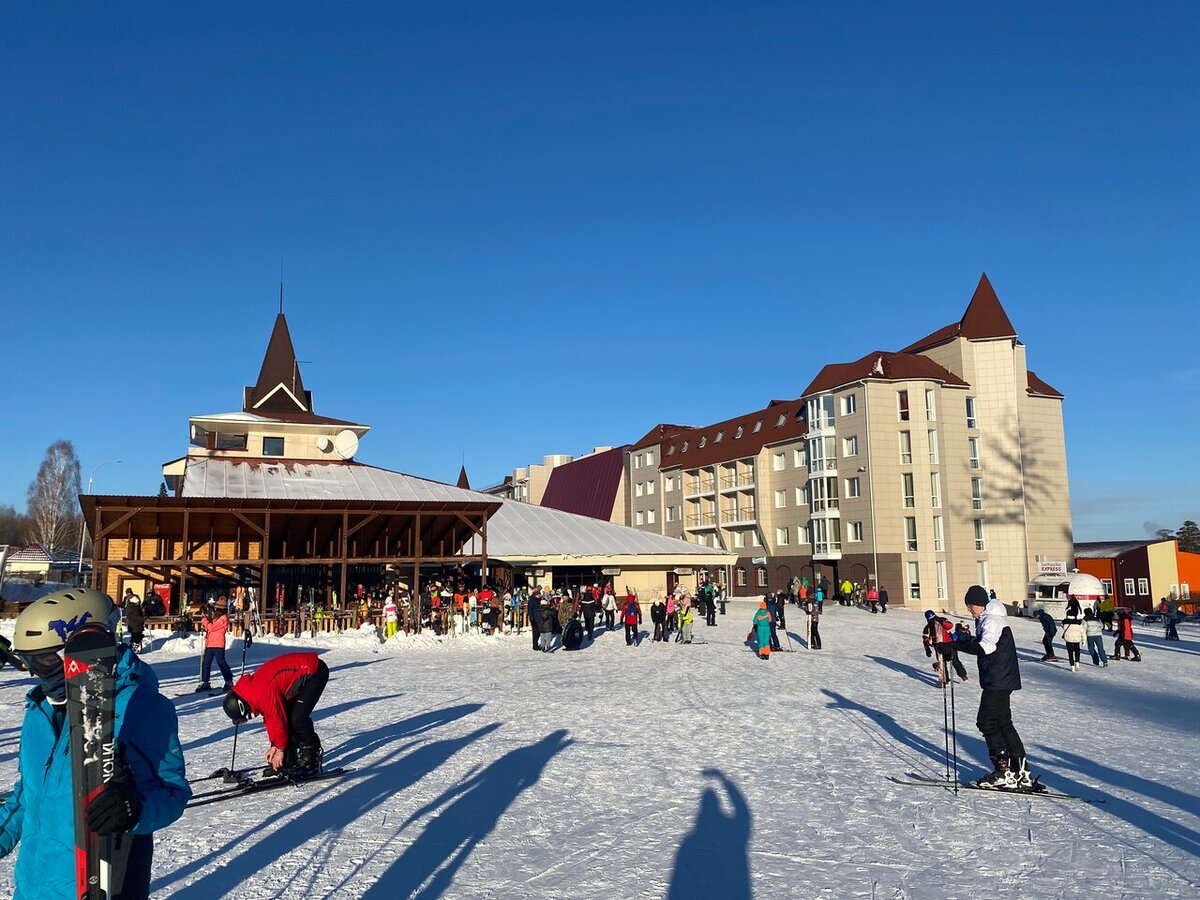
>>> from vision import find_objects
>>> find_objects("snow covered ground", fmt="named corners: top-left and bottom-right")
top-left (1, 603), bottom-right (1198, 899)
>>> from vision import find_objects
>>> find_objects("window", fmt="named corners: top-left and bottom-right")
top-left (968, 437), bottom-right (981, 469)
top-left (752, 421), bottom-right (763, 433)
top-left (930, 472), bottom-right (941, 508)
top-left (974, 518), bottom-right (986, 551)
top-left (971, 477), bottom-right (984, 510)
top-left (776, 527), bottom-right (790, 546)
top-left (966, 397), bottom-right (978, 429)
top-left (756, 567), bottom-right (769, 587)
top-left (634, 453), bottom-right (642, 470)
top-left (928, 430), bottom-right (939, 465)
top-left (664, 475), bottom-right (677, 492)
top-left (905, 517), bottom-right (918, 551)
top-left (1138, 578), bottom-right (1149, 596)
top-left (774, 490), bottom-right (786, 509)
top-left (977, 560), bottom-right (990, 589)
top-left (736, 567), bottom-right (747, 587)
top-left (733, 530), bottom-right (745, 549)
top-left (190, 424), bottom-right (210, 449)
top-left (665, 506), bottom-right (676, 523)
top-left (1101, 578), bottom-right (1114, 596)
top-left (750, 531), bottom-right (761, 547)
top-left (635, 511), bottom-right (644, 526)
top-left (841, 394), bottom-right (857, 415)
top-left (1123, 578), bottom-right (1135, 596)
top-left (715, 430), bottom-right (724, 443)
top-left (681, 441), bottom-right (689, 452)
top-left (667, 445), bottom-right (675, 456)
top-left (902, 473), bottom-right (915, 508)
top-left (645, 450), bottom-right (654, 466)
top-left (794, 448), bottom-right (805, 467)
top-left (898, 390), bottom-right (910, 421)
top-left (646, 509), bottom-right (656, 524)
top-left (845, 477), bottom-right (861, 499)
top-left (925, 389), bottom-right (936, 421)
top-left (698, 436), bottom-right (707, 449)
top-left (843, 436), bottom-right (859, 457)
top-left (936, 560), bottom-right (947, 600)
top-left (848, 521), bottom-right (864, 542)
top-left (646, 480), bottom-right (655, 495)
top-left (773, 452), bottom-right (785, 471)
top-left (635, 482), bottom-right (644, 498)
top-left (795, 486), bottom-right (807, 506)
top-left (215, 432), bottom-right (248, 451)
top-left (262, 436), bottom-right (285, 456)
top-left (907, 562), bottom-right (921, 600)
top-left (776, 413), bottom-right (788, 427)
top-left (899, 430), bottom-right (912, 464)
top-left (932, 516), bottom-right (944, 552)
top-left (734, 426), bottom-right (744, 439)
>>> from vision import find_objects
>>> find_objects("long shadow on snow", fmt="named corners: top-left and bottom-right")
top-left (866, 655), bottom-right (941, 688)
top-left (667, 768), bottom-right (752, 900)
top-left (360, 728), bottom-right (573, 900)
top-left (324, 703), bottom-right (484, 769)
top-left (823, 689), bottom-right (1200, 858)
top-left (156, 708), bottom-right (495, 896)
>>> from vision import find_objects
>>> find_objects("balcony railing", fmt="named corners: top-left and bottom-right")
top-left (719, 473), bottom-right (756, 490)
top-left (813, 541), bottom-right (842, 558)
top-left (685, 481), bottom-right (716, 497)
top-left (686, 512), bottom-right (717, 528)
top-left (722, 507), bottom-right (757, 524)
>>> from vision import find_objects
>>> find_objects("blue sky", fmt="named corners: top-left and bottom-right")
top-left (2, 2), bottom-right (1196, 541)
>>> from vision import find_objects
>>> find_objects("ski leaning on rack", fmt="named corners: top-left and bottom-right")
top-left (64, 623), bottom-right (132, 899)
top-left (887, 772), bottom-right (1104, 804)
top-left (187, 767), bottom-right (352, 809)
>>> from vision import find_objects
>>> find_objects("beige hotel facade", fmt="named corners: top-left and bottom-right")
top-left (488, 275), bottom-right (1072, 612)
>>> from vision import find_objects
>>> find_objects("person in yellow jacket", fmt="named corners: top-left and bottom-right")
top-left (678, 601), bottom-right (694, 644)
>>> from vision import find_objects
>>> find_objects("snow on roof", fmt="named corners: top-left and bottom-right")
top-left (462, 499), bottom-right (732, 560)
top-left (181, 457), bottom-right (499, 504)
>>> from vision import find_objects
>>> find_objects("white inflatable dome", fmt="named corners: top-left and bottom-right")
top-left (1067, 572), bottom-right (1106, 600)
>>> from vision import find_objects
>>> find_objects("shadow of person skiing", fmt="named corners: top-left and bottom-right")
top-left (667, 768), bottom-right (753, 900)
top-left (360, 728), bottom-right (573, 900)
top-left (323, 702), bottom-right (484, 769)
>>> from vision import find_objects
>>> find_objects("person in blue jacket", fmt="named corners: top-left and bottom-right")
top-left (0, 588), bottom-right (191, 900)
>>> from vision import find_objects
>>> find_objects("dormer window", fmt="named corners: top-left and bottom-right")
top-left (698, 436), bottom-right (707, 448)
top-left (752, 421), bottom-right (763, 433)
top-left (776, 413), bottom-right (787, 427)
top-left (681, 441), bottom-right (689, 452)
top-left (715, 431), bottom-right (724, 443)
top-left (667, 445), bottom-right (675, 456)
top-left (734, 426), bottom-right (743, 439)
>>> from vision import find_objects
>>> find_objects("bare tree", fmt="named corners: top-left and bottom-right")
top-left (25, 440), bottom-right (82, 554)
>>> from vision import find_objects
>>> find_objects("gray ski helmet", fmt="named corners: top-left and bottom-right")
top-left (13, 588), bottom-right (118, 652)
top-left (223, 690), bottom-right (251, 724)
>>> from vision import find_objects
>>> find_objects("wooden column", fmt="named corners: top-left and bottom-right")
top-left (339, 511), bottom-right (349, 610)
top-left (412, 513), bottom-right (422, 634)
top-left (481, 512), bottom-right (488, 585)
top-left (261, 510), bottom-right (271, 627)
top-left (179, 509), bottom-right (190, 615)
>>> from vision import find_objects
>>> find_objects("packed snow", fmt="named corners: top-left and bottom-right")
top-left (1, 603), bottom-right (1198, 899)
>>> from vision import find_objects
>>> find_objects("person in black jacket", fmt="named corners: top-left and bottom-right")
top-left (954, 585), bottom-right (1035, 791)
top-left (1036, 608), bottom-right (1059, 662)
top-left (125, 592), bottom-right (147, 651)
top-left (650, 600), bottom-right (667, 642)
top-left (527, 588), bottom-right (543, 652)
top-left (579, 591), bottom-right (599, 638)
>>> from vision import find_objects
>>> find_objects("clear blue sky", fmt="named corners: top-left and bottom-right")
top-left (2, 2), bottom-right (1196, 541)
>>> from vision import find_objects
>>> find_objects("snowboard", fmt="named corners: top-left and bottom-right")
top-left (64, 623), bottom-right (131, 899)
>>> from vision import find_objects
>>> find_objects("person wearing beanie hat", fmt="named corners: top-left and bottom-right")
top-left (953, 585), bottom-right (1037, 791)
top-left (922, 610), bottom-right (968, 685)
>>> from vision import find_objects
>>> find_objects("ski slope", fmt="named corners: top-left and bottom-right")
top-left (1, 603), bottom-right (1198, 899)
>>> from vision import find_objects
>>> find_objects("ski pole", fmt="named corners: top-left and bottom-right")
top-left (948, 657), bottom-right (959, 795)
top-left (941, 655), bottom-right (951, 782)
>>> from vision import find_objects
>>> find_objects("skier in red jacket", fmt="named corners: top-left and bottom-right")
top-left (223, 651), bottom-right (329, 776)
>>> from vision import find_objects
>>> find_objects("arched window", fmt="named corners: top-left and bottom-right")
top-left (736, 566), bottom-right (747, 587)
top-left (756, 567), bottom-right (768, 588)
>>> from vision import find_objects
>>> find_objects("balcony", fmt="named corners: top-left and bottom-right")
top-left (807, 415), bottom-right (836, 436)
top-left (685, 512), bottom-right (718, 530)
top-left (721, 507), bottom-right (757, 526)
top-left (807, 458), bottom-right (837, 475)
top-left (684, 480), bottom-right (716, 499)
top-left (813, 541), bottom-right (842, 560)
top-left (809, 498), bottom-right (840, 518)
top-left (719, 473), bottom-right (756, 491)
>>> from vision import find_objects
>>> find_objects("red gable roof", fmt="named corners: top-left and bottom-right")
top-left (660, 399), bottom-right (807, 471)
top-left (540, 446), bottom-right (628, 520)
top-left (630, 423), bottom-right (695, 450)
top-left (903, 273), bottom-right (1017, 353)
top-left (801, 351), bottom-right (969, 398)
top-left (1026, 369), bottom-right (1064, 399)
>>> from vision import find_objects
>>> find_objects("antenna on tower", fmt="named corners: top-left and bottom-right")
top-left (279, 259), bottom-right (284, 314)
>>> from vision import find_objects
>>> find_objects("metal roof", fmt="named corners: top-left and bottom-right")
top-left (462, 499), bottom-right (733, 560)
top-left (1073, 540), bottom-right (1157, 559)
top-left (181, 457), bottom-right (500, 505)
top-left (540, 447), bottom-right (626, 520)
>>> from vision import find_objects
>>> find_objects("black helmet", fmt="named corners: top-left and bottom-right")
top-left (223, 690), bottom-right (251, 724)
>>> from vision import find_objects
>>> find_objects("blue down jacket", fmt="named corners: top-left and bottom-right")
top-left (0, 646), bottom-right (191, 899)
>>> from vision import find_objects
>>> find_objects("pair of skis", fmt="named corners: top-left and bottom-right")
top-left (187, 767), bottom-right (351, 809)
top-left (888, 772), bottom-right (1103, 804)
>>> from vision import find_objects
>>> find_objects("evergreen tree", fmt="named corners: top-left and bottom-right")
top-left (1177, 520), bottom-right (1200, 554)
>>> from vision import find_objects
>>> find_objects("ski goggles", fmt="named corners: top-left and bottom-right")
top-left (18, 649), bottom-right (64, 680)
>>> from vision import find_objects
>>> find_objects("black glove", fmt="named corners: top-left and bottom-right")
top-left (925, 647), bottom-right (932, 658)
top-left (86, 777), bottom-right (142, 834)
top-left (245, 633), bottom-right (253, 649)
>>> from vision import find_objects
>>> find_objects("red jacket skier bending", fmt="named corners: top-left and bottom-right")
top-left (223, 651), bottom-right (329, 777)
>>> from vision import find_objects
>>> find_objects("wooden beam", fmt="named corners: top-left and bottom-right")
top-left (98, 507), bottom-right (141, 539)
top-left (230, 510), bottom-right (266, 537)
top-left (346, 512), bottom-right (381, 539)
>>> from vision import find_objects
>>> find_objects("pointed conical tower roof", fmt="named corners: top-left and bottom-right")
top-left (959, 273), bottom-right (1017, 340)
top-left (244, 313), bottom-right (312, 413)
top-left (456, 465), bottom-right (471, 490)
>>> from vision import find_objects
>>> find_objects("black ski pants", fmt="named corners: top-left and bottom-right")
top-left (1065, 642), bottom-right (1081, 667)
top-left (625, 622), bottom-right (638, 645)
top-left (114, 834), bottom-right (153, 900)
top-left (1041, 634), bottom-right (1056, 659)
top-left (976, 689), bottom-right (1026, 763)
top-left (583, 610), bottom-right (595, 636)
top-left (605, 609), bottom-right (616, 630)
top-left (287, 659), bottom-right (329, 751)
top-left (809, 621), bottom-right (822, 650)
top-left (530, 615), bottom-right (540, 650)
top-left (653, 621), bottom-right (665, 641)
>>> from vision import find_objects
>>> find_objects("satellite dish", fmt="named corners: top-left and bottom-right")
top-left (333, 429), bottom-right (359, 460)
top-left (190, 424), bottom-right (199, 441)
top-left (316, 436), bottom-right (332, 453)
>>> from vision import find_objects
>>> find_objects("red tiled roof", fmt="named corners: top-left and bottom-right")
top-left (630, 423), bottom-right (695, 450)
top-left (1026, 369), bottom-right (1064, 399)
top-left (539, 446), bottom-right (628, 520)
top-left (903, 273), bottom-right (1017, 353)
top-left (660, 400), bottom-right (807, 471)
top-left (801, 351), bottom-right (969, 398)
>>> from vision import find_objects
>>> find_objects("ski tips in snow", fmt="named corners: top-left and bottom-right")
top-left (887, 773), bottom-right (1104, 804)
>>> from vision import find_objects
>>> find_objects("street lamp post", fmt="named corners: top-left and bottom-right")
top-left (78, 460), bottom-right (122, 582)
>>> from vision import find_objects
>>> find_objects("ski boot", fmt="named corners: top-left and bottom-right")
top-left (1009, 757), bottom-right (1043, 793)
top-left (264, 746), bottom-right (299, 779)
top-left (294, 741), bottom-right (324, 778)
top-left (970, 754), bottom-right (1016, 790)
top-left (195, 683), bottom-right (212, 693)
top-left (222, 681), bottom-right (233, 692)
